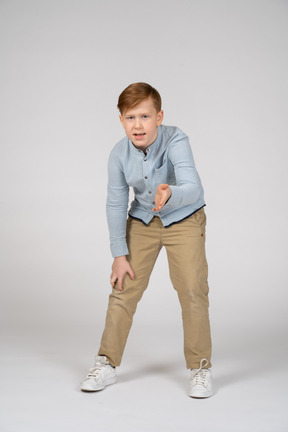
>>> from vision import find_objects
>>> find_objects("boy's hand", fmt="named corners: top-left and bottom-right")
top-left (152, 184), bottom-right (171, 212)
top-left (110, 256), bottom-right (135, 291)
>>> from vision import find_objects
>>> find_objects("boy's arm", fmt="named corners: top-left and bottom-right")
top-left (155, 135), bottom-right (203, 210)
top-left (106, 151), bottom-right (134, 291)
top-left (106, 151), bottom-right (129, 257)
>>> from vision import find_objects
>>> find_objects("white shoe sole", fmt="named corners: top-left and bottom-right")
top-left (189, 389), bottom-right (214, 398)
top-left (81, 376), bottom-right (117, 392)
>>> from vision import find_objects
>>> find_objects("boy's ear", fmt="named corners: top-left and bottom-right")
top-left (119, 114), bottom-right (124, 126)
top-left (157, 110), bottom-right (164, 126)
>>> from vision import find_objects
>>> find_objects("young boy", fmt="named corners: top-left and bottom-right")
top-left (81, 83), bottom-right (213, 398)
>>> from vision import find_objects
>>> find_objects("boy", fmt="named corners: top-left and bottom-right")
top-left (81, 83), bottom-right (213, 398)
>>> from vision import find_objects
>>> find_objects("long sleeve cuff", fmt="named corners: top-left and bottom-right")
top-left (110, 240), bottom-right (129, 258)
top-left (164, 184), bottom-right (200, 210)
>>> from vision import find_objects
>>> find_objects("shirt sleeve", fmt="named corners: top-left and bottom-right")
top-left (164, 133), bottom-right (203, 210)
top-left (106, 151), bottom-right (129, 257)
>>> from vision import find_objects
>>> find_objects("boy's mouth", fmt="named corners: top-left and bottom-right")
top-left (133, 133), bottom-right (146, 140)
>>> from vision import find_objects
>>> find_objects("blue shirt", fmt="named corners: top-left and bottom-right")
top-left (106, 125), bottom-right (205, 257)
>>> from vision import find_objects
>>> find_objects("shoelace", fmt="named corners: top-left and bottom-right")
top-left (85, 360), bottom-right (107, 380)
top-left (191, 358), bottom-right (209, 387)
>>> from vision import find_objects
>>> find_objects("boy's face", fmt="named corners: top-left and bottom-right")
top-left (120, 97), bottom-right (164, 152)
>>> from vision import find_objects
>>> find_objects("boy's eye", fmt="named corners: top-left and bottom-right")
top-left (142, 115), bottom-right (149, 119)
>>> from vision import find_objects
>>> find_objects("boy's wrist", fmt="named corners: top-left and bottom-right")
top-left (166, 187), bottom-right (172, 203)
top-left (114, 255), bottom-right (127, 261)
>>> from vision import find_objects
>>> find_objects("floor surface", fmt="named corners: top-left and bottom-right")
top-left (1, 327), bottom-right (287, 432)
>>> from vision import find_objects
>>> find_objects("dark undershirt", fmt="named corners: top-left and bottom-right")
top-left (128, 204), bottom-right (206, 228)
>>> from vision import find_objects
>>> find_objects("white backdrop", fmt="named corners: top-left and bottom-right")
top-left (1, 0), bottom-right (288, 352)
top-left (1, 1), bottom-right (288, 430)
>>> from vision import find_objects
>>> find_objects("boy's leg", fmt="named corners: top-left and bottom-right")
top-left (163, 209), bottom-right (212, 369)
top-left (98, 217), bottom-right (162, 367)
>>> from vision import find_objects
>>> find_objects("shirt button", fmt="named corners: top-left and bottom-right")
top-left (152, 201), bottom-right (155, 204)
top-left (148, 191), bottom-right (152, 194)
top-left (144, 176), bottom-right (148, 179)
top-left (144, 158), bottom-right (147, 162)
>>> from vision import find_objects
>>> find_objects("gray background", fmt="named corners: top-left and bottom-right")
top-left (1, 0), bottom-right (288, 431)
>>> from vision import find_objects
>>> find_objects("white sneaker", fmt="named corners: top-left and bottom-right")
top-left (189, 358), bottom-right (213, 398)
top-left (81, 355), bottom-right (117, 392)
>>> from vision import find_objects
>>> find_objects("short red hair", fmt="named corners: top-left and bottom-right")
top-left (117, 82), bottom-right (162, 114)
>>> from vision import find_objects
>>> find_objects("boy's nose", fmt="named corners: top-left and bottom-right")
top-left (134, 117), bottom-right (142, 128)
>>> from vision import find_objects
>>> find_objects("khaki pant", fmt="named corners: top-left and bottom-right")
top-left (98, 208), bottom-right (212, 369)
